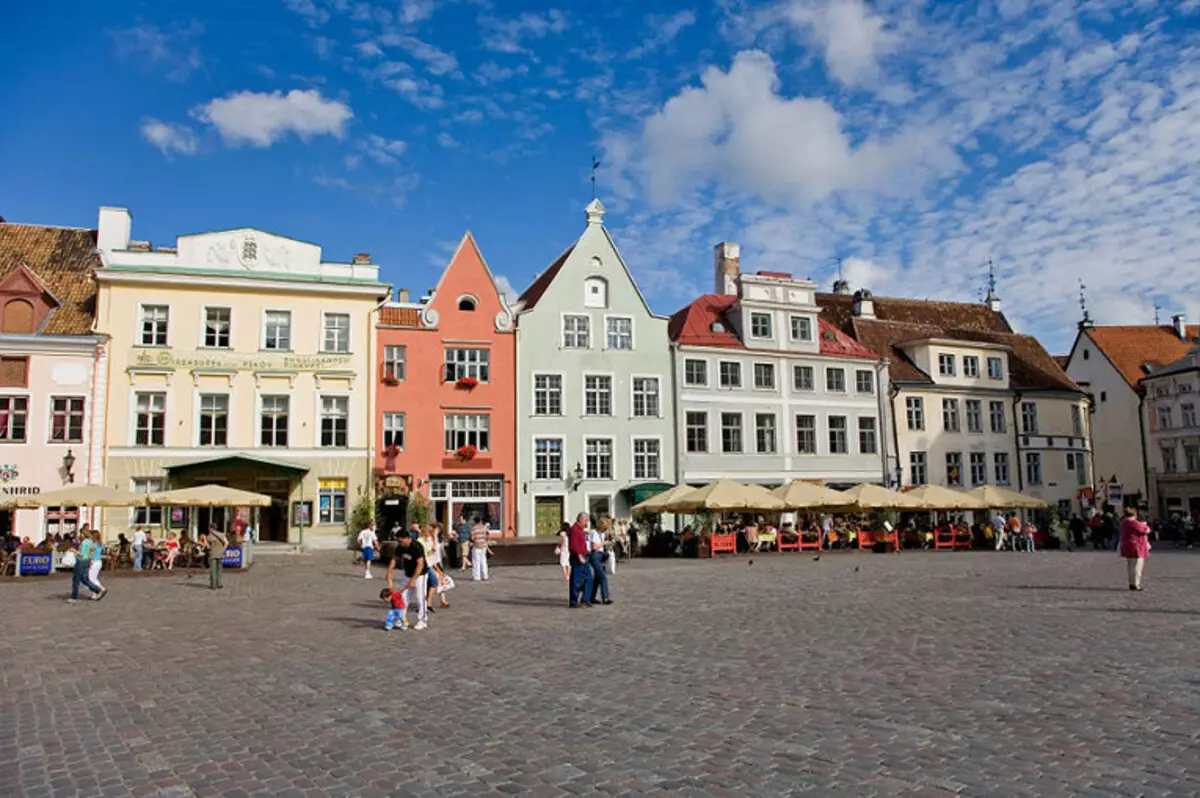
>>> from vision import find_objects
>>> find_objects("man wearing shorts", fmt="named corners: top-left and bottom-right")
top-left (357, 522), bottom-right (378, 579)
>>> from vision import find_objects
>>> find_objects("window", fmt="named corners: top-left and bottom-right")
top-left (1067, 452), bottom-right (1087, 485)
top-left (140, 305), bottom-right (169, 346)
top-left (685, 411), bottom-right (708, 453)
top-left (203, 307), bottom-right (231, 348)
top-left (0, 357), bottom-right (28, 388)
top-left (134, 392), bottom-right (165, 446)
top-left (632, 377), bottom-right (660, 417)
top-left (750, 312), bottom-right (772, 338)
top-left (753, 363), bottom-right (776, 390)
top-left (633, 439), bottom-right (661, 479)
top-left (606, 317), bottom-right (633, 350)
top-left (828, 416), bottom-right (848, 454)
top-left (1025, 452), bottom-right (1043, 485)
top-left (943, 398), bottom-right (960, 432)
top-left (1183, 404), bottom-right (1197, 428)
top-left (969, 452), bottom-right (987, 485)
top-left (584, 276), bottom-right (608, 308)
top-left (755, 414), bottom-right (777, 454)
top-left (382, 412), bottom-right (405, 450)
top-left (858, 417), bottom-right (877, 454)
top-left (826, 368), bottom-right (845, 393)
top-left (1071, 405), bottom-right (1084, 436)
top-left (49, 397), bottom-right (85, 443)
top-left (994, 453), bottom-right (1011, 485)
top-left (990, 401), bottom-right (1007, 434)
top-left (383, 345), bottom-right (407, 381)
top-left (2, 299), bottom-right (34, 333)
top-left (444, 414), bottom-right (490, 451)
top-left (965, 399), bottom-right (983, 433)
top-left (198, 394), bottom-right (229, 447)
top-left (1021, 402), bottom-right (1039, 434)
top-left (584, 375), bottom-right (613, 416)
top-left (793, 365), bottom-right (814, 391)
top-left (855, 370), bottom-right (875, 394)
top-left (1185, 445), bottom-right (1200, 473)
top-left (131, 478), bottom-right (165, 526)
top-left (946, 451), bottom-right (963, 486)
top-left (909, 452), bottom-right (928, 485)
top-left (719, 361), bottom-right (742, 388)
top-left (684, 359), bottom-right (708, 387)
top-left (263, 310), bottom-right (291, 350)
top-left (1100, 391), bottom-right (1107, 402)
top-left (0, 396), bottom-right (28, 441)
top-left (323, 313), bottom-right (350, 353)
top-left (318, 478), bottom-right (347, 524)
top-left (1157, 406), bottom-right (1172, 430)
top-left (1162, 446), bottom-right (1177, 473)
top-left (963, 356), bottom-right (979, 378)
top-left (445, 348), bottom-right (490, 382)
top-left (563, 315), bottom-right (591, 349)
top-left (320, 396), bottom-right (348, 448)
top-left (796, 415), bottom-right (816, 454)
top-left (938, 353), bottom-right (956, 377)
top-left (534, 438), bottom-right (563, 480)
top-left (721, 413), bottom-right (743, 453)
top-left (987, 357), bottom-right (1003, 380)
top-left (906, 397), bottom-right (925, 431)
top-left (790, 316), bottom-right (813, 341)
top-left (533, 375), bottom-right (563, 416)
top-left (457, 297), bottom-right (476, 311)
top-left (260, 395), bottom-right (289, 447)
top-left (585, 438), bottom-right (613, 479)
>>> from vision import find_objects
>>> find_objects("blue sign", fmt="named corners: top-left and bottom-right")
top-left (19, 553), bottom-right (53, 575)
top-left (222, 547), bottom-right (243, 568)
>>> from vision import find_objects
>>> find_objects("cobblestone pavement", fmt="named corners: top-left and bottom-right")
top-left (2, 549), bottom-right (1198, 797)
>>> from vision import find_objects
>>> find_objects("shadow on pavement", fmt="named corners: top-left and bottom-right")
top-left (489, 597), bottom-right (567, 607)
top-left (320, 616), bottom-right (385, 629)
top-left (1009, 585), bottom-right (1125, 592)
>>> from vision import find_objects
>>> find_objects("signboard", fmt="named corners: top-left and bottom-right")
top-left (222, 547), bottom-right (243, 568)
top-left (131, 348), bottom-right (352, 373)
top-left (292, 501), bottom-right (312, 527)
top-left (1106, 483), bottom-right (1124, 506)
top-left (18, 552), bottom-right (53, 575)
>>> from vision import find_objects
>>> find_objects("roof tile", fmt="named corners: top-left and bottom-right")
top-left (378, 306), bottom-right (421, 327)
top-left (0, 223), bottom-right (99, 336)
top-left (1086, 325), bottom-right (1200, 388)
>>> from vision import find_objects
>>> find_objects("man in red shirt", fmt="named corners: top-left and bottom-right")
top-left (568, 512), bottom-right (593, 608)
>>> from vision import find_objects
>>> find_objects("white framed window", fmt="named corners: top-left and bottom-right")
top-left (910, 452), bottom-right (927, 485)
top-left (793, 365), bottom-right (814, 391)
top-left (965, 400), bottom-right (983, 433)
top-left (826, 368), bottom-right (845, 393)
top-left (534, 438), bottom-right (563, 480)
top-left (1067, 452), bottom-right (1088, 484)
top-left (990, 401), bottom-right (1007, 433)
top-left (719, 361), bottom-right (741, 388)
top-left (198, 394), bottom-right (229, 447)
top-left (584, 276), bottom-right (608, 308)
top-left (721, 412), bottom-right (743, 453)
top-left (790, 316), bottom-right (813, 341)
top-left (1182, 404), bottom-right (1196, 428)
top-left (1025, 452), bottom-right (1043, 485)
top-left (750, 312), bottom-right (772, 338)
top-left (753, 363), bottom-right (776, 390)
top-left (584, 375), bottom-right (613, 416)
top-left (946, 451), bottom-right (963, 486)
top-left (383, 345), bottom-right (407, 381)
top-left (796, 415), bottom-right (816, 454)
top-left (1185, 445), bottom-right (1200, 473)
top-left (938, 353), bottom-right (956, 377)
top-left (203, 307), bottom-right (231, 348)
top-left (755, 413), bottom-right (777, 454)
top-left (943, 398), bottom-right (960, 432)
top-left (49, 397), bottom-right (85, 443)
top-left (684, 359), bottom-right (708, 387)
top-left (585, 438), bottom-right (614, 479)
top-left (444, 414), bottom-right (490, 451)
top-left (632, 377), bottom-right (659, 417)
top-left (134, 392), bottom-right (165, 446)
top-left (140, 305), bottom-right (169, 346)
top-left (906, 397), bottom-right (924, 431)
top-left (969, 452), bottom-right (987, 485)
top-left (323, 313), bottom-right (350, 353)
top-left (383, 412), bottom-right (405, 450)
top-left (0, 396), bottom-right (28, 442)
top-left (445, 348), bottom-right (490, 382)
top-left (1157, 406), bottom-right (1172, 430)
top-left (318, 478), bottom-right (347, 524)
top-left (131, 478), bottom-right (165, 526)
top-left (533, 374), bottom-right (563, 416)
top-left (606, 317), bottom-right (633, 350)
top-left (320, 395), bottom-right (348, 448)
top-left (1021, 401), bottom-right (1039, 434)
top-left (855, 370), bottom-right (874, 394)
top-left (963, 356), bottom-right (979, 378)
top-left (987, 357), bottom-right (1003, 380)
top-left (685, 411), bottom-right (707, 453)
top-left (1161, 446), bottom-right (1176, 473)
top-left (1071, 405), bottom-right (1085, 436)
top-left (563, 315), bottom-right (590, 349)
top-left (632, 438), bottom-right (661, 480)
top-left (858, 417), bottom-right (877, 455)
top-left (263, 310), bottom-right (291, 351)
top-left (260, 395), bottom-right (289, 447)
top-left (994, 452), bottom-right (1011, 485)
top-left (828, 416), bottom-right (847, 454)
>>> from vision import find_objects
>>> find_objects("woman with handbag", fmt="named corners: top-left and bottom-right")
top-left (67, 535), bottom-right (105, 603)
top-left (86, 530), bottom-right (106, 593)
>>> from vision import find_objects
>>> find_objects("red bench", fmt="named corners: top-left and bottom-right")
top-left (710, 532), bottom-right (737, 555)
top-left (933, 528), bottom-right (957, 550)
top-left (859, 529), bottom-right (899, 551)
top-left (777, 532), bottom-right (800, 552)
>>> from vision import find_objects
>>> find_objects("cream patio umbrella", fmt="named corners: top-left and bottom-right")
top-left (837, 483), bottom-right (927, 510)
top-left (771, 480), bottom-right (853, 509)
top-left (906, 485), bottom-right (987, 510)
top-left (13, 484), bottom-right (144, 508)
top-left (966, 485), bottom-right (1048, 509)
top-left (664, 479), bottom-right (786, 513)
top-left (632, 484), bottom-right (695, 513)
top-left (146, 485), bottom-right (272, 507)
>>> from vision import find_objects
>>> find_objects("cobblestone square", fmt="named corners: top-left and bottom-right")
top-left (2, 550), bottom-right (1198, 797)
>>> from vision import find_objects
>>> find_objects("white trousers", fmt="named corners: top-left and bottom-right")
top-left (404, 574), bottom-right (428, 624)
top-left (1126, 557), bottom-right (1145, 588)
top-left (472, 549), bottom-right (489, 581)
top-left (88, 560), bottom-right (103, 590)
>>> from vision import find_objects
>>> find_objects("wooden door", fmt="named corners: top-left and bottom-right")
top-left (534, 497), bottom-right (563, 537)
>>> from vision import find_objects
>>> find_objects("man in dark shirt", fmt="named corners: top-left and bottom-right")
top-left (386, 526), bottom-right (428, 630)
top-left (567, 512), bottom-right (593, 608)
top-left (456, 515), bottom-right (472, 572)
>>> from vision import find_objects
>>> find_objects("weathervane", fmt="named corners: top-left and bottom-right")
top-left (986, 259), bottom-right (997, 298)
top-left (1079, 279), bottom-right (1091, 324)
top-left (591, 155), bottom-right (601, 199)
top-left (1154, 303), bottom-right (1162, 326)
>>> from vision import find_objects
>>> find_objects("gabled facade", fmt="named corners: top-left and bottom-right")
top-left (373, 233), bottom-right (516, 534)
top-left (0, 221), bottom-right (107, 541)
top-left (513, 200), bottom-right (675, 536)
top-left (1138, 340), bottom-right (1200, 518)
top-left (670, 243), bottom-right (890, 487)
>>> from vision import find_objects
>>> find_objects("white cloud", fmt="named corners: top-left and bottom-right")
top-left (355, 41), bottom-right (384, 58)
top-left (378, 33), bottom-right (458, 75)
top-left (108, 22), bottom-right (203, 82)
top-left (627, 10), bottom-right (697, 59)
top-left (473, 61), bottom-right (529, 85)
top-left (359, 134), bottom-right (408, 165)
top-left (398, 0), bottom-right (435, 24)
top-left (783, 0), bottom-right (899, 86)
top-left (284, 0), bottom-right (330, 26)
top-left (192, 89), bottom-right (353, 147)
top-left (479, 10), bottom-right (569, 54)
top-left (436, 131), bottom-right (460, 148)
top-left (139, 119), bottom-right (198, 157)
top-left (493, 275), bottom-right (519, 305)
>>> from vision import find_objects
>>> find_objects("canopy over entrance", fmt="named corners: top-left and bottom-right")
top-left (147, 485), bottom-right (272, 507)
top-left (623, 482), bottom-right (675, 506)
top-left (163, 454), bottom-right (309, 479)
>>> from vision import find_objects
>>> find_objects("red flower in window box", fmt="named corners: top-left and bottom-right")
top-left (455, 376), bottom-right (479, 390)
top-left (381, 376), bottom-right (400, 386)
top-left (455, 445), bottom-right (477, 461)
top-left (383, 444), bottom-right (401, 459)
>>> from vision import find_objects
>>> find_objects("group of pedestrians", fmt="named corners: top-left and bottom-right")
top-left (560, 512), bottom-right (615, 608)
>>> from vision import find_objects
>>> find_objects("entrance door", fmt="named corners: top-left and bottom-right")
top-left (376, 496), bottom-right (409, 539)
top-left (534, 496), bottom-right (564, 537)
top-left (196, 507), bottom-right (228, 535)
top-left (257, 478), bottom-right (292, 542)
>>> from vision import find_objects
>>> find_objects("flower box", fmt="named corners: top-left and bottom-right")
top-left (381, 375), bottom-right (400, 386)
top-left (455, 376), bottom-right (479, 390)
top-left (455, 445), bottom-right (477, 461)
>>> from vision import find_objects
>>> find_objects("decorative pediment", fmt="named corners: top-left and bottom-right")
top-left (176, 229), bottom-right (322, 276)
top-left (0, 264), bottom-right (61, 306)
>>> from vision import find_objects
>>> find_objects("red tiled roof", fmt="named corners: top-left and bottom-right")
top-left (756, 270), bottom-right (792, 279)
top-left (1053, 355), bottom-right (1069, 370)
top-left (0, 223), bottom-right (99, 335)
top-left (817, 318), bottom-right (878, 359)
top-left (516, 245), bottom-right (574, 310)
top-left (1085, 325), bottom-right (1200, 389)
top-left (378, 306), bottom-right (421, 327)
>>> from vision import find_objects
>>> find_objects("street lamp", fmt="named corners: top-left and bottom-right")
top-left (62, 449), bottom-right (76, 484)
top-left (569, 462), bottom-right (584, 492)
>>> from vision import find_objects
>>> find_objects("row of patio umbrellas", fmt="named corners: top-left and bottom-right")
top-left (635, 479), bottom-right (1046, 514)
top-left (0, 483), bottom-right (272, 510)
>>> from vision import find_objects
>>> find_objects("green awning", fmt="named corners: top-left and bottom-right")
top-left (623, 482), bottom-right (675, 504)
top-left (164, 454), bottom-right (310, 476)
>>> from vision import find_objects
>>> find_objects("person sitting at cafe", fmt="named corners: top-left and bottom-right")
top-left (164, 531), bottom-right (181, 570)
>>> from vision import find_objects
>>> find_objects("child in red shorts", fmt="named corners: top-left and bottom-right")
top-left (380, 587), bottom-right (407, 631)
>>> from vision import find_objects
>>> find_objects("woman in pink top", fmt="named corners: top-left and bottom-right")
top-left (1118, 506), bottom-right (1151, 591)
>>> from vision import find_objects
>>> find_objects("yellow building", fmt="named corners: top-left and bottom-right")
top-left (93, 207), bottom-right (389, 547)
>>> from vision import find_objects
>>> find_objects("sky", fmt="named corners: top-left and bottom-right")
top-left (2, 0), bottom-right (1198, 353)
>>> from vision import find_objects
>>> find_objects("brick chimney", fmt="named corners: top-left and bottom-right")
top-left (852, 289), bottom-right (875, 319)
top-left (1173, 313), bottom-right (1187, 340)
top-left (353, 253), bottom-right (372, 265)
top-left (714, 242), bottom-right (740, 296)
top-left (397, 288), bottom-right (410, 303)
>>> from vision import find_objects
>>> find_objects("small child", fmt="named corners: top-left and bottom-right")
top-left (380, 587), bottom-right (407, 631)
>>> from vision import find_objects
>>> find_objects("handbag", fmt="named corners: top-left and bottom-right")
top-left (438, 573), bottom-right (456, 594)
top-left (62, 550), bottom-right (77, 568)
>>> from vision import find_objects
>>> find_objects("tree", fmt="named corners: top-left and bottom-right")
top-left (347, 493), bottom-right (374, 546)
top-left (408, 490), bottom-right (430, 529)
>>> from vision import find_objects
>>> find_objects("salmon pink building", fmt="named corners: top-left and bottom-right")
top-left (374, 233), bottom-right (516, 534)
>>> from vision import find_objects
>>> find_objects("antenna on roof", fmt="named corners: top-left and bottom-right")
top-left (590, 155), bottom-right (601, 200)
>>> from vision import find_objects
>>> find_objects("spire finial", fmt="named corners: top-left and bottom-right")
top-left (1154, 302), bottom-right (1162, 326)
top-left (1077, 279), bottom-right (1093, 330)
top-left (590, 155), bottom-right (600, 200)
top-left (985, 260), bottom-right (997, 299)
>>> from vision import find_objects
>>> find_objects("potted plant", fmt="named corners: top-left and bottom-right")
top-left (383, 444), bottom-right (400, 461)
top-left (455, 376), bottom-right (479, 390)
top-left (455, 444), bottom-right (477, 462)
top-left (381, 374), bottom-right (400, 386)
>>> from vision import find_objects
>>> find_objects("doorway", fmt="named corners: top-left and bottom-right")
top-left (256, 478), bottom-right (292, 542)
top-left (534, 496), bottom-right (564, 537)
top-left (196, 507), bottom-right (228, 536)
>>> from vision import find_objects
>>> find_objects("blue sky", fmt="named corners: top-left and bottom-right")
top-left (2, 0), bottom-right (1198, 352)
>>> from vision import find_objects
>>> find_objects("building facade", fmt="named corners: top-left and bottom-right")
top-left (1139, 343), bottom-right (1200, 518)
top-left (94, 207), bottom-right (389, 546)
top-left (374, 233), bottom-right (517, 534)
top-left (670, 244), bottom-right (890, 487)
top-left (0, 222), bottom-right (107, 541)
top-left (513, 200), bottom-right (675, 537)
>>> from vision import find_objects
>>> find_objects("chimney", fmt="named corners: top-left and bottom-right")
top-left (397, 288), bottom-right (410, 303)
top-left (852, 289), bottom-right (875, 319)
top-left (353, 253), bottom-right (372, 265)
top-left (831, 279), bottom-right (851, 295)
top-left (713, 242), bottom-right (740, 296)
top-left (97, 206), bottom-right (132, 254)
top-left (1173, 313), bottom-right (1187, 340)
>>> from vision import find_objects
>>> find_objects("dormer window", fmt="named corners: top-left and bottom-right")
top-left (790, 316), bottom-right (813, 341)
top-left (710, 322), bottom-right (726, 333)
top-left (584, 277), bottom-right (608, 308)
top-left (458, 297), bottom-right (477, 312)
top-left (750, 312), bottom-right (772, 339)
top-left (1, 299), bottom-right (34, 333)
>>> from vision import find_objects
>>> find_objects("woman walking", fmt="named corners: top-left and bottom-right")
top-left (68, 534), bottom-right (106, 603)
top-left (86, 530), bottom-right (105, 593)
top-left (556, 522), bottom-right (571, 582)
top-left (1119, 506), bottom-right (1151, 591)
top-left (420, 524), bottom-right (450, 609)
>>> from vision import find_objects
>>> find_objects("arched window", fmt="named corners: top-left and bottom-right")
top-left (583, 277), bottom-right (608, 309)
top-left (1, 299), bottom-right (34, 333)
top-left (458, 296), bottom-right (477, 312)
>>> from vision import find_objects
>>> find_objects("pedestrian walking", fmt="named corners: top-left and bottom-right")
top-left (132, 526), bottom-right (147, 571)
top-left (386, 526), bottom-right (428, 630)
top-left (1119, 506), bottom-right (1151, 591)
top-left (588, 518), bottom-right (612, 605)
top-left (456, 514), bottom-right (472, 572)
top-left (357, 522), bottom-right (378, 579)
top-left (67, 534), bottom-right (105, 603)
top-left (420, 525), bottom-right (450, 608)
top-left (86, 530), bottom-right (105, 592)
top-left (204, 525), bottom-right (227, 590)
top-left (380, 587), bottom-right (407, 631)
top-left (556, 522), bottom-right (571, 582)
top-left (470, 520), bottom-right (492, 582)
top-left (567, 512), bottom-right (593, 608)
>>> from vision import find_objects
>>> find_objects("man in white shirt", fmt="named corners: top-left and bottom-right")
top-left (357, 522), bottom-right (378, 579)
top-left (131, 527), bottom-right (147, 571)
top-left (992, 513), bottom-right (1006, 551)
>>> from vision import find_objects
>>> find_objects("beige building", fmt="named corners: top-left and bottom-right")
top-left (94, 208), bottom-right (390, 547)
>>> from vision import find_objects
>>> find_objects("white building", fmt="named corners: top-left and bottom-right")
top-left (1139, 341), bottom-right (1200, 518)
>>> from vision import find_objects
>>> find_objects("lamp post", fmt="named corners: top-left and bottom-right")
top-left (62, 449), bottom-right (76, 484)
top-left (569, 462), bottom-right (584, 492)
